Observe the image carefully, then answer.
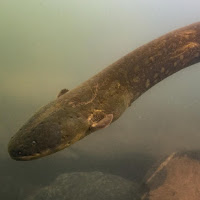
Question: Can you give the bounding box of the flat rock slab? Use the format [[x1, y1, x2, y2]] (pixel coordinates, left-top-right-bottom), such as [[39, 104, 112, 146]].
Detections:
[[26, 171, 139, 200], [141, 151, 200, 200]]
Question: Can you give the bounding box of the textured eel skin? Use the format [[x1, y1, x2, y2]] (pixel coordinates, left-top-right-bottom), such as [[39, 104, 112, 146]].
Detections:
[[8, 22, 200, 161]]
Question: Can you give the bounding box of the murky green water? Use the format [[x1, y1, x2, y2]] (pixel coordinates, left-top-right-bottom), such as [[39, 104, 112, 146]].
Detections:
[[1, 1, 200, 199]]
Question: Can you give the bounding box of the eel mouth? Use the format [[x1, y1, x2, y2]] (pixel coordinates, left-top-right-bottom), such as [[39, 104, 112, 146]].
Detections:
[[8, 140, 72, 161], [11, 154, 43, 161], [8, 148, 54, 161]]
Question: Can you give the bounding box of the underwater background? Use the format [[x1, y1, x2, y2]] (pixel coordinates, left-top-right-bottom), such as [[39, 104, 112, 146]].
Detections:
[[1, 0, 200, 199]]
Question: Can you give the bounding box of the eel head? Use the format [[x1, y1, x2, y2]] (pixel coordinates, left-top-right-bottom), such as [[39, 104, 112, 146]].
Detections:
[[7, 102, 91, 161], [8, 101, 113, 161]]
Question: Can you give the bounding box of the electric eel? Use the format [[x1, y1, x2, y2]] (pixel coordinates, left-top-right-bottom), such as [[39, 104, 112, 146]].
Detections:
[[8, 22, 200, 161]]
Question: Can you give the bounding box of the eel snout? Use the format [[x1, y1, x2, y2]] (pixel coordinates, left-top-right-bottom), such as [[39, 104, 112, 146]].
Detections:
[[8, 122, 63, 161]]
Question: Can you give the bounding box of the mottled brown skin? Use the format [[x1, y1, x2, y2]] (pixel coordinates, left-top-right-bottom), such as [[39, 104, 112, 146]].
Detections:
[[8, 22, 200, 161]]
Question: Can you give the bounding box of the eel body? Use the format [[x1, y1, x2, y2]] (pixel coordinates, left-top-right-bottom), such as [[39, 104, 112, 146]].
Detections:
[[8, 22, 200, 161]]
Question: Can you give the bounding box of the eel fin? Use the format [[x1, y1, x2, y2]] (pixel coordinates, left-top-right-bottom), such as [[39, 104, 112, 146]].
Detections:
[[90, 114, 113, 131], [57, 88, 69, 98]]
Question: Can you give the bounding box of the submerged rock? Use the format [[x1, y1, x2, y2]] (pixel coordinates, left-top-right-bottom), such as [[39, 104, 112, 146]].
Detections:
[[140, 150, 200, 200], [26, 171, 139, 200]]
